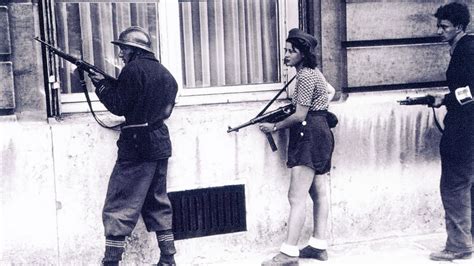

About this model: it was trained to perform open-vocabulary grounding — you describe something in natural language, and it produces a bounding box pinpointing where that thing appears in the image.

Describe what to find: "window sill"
[60,82,292,113]
[176,82,291,106]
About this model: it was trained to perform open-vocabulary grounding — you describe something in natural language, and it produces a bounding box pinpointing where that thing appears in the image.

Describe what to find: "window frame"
[56,0,299,114]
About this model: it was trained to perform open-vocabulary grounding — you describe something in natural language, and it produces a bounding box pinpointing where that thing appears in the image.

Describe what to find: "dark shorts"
[287,112,334,174]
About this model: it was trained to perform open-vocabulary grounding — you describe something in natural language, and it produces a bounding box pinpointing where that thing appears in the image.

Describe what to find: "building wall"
[0,0,454,264]
[0,1,46,117]
[1,94,446,264]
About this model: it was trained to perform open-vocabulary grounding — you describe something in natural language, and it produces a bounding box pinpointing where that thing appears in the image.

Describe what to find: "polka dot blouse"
[291,67,329,111]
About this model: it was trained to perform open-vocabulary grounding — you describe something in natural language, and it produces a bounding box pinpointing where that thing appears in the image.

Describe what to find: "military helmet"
[111,26,154,53]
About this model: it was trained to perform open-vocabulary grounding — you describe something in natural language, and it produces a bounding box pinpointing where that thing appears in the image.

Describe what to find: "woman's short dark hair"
[286,38,318,69]
[435,2,470,31]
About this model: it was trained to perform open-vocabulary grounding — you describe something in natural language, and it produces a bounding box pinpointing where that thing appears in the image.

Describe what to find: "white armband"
[455,86,473,105]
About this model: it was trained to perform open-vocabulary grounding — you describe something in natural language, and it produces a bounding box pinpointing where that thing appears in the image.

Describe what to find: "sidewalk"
[206,233,473,265]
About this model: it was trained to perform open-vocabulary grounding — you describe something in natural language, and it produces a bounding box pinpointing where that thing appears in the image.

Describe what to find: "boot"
[429,249,472,261]
[261,252,299,266]
[102,261,119,266]
[157,254,176,266]
[102,236,125,266]
[299,245,328,261]
[156,230,177,266]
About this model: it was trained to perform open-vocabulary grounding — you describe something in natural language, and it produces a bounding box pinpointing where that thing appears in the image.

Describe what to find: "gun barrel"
[34,37,78,63]
[398,95,434,105]
[227,120,255,133]
[227,104,295,133]
[34,37,117,81]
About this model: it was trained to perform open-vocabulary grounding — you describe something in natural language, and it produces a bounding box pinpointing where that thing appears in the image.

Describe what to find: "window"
[179,0,280,88]
[40,0,298,114]
[53,0,160,94]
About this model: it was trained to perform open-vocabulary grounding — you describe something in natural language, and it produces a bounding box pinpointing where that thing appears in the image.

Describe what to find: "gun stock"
[398,95,435,106]
[34,37,117,81]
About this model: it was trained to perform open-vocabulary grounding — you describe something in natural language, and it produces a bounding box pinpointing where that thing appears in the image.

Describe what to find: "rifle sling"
[432,107,444,134]
[78,70,123,130]
[256,75,296,117]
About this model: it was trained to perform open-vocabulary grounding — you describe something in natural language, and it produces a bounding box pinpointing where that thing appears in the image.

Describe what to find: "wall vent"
[169,184,246,240]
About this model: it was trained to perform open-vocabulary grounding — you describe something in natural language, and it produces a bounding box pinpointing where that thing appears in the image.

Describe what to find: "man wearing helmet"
[89,26,178,266]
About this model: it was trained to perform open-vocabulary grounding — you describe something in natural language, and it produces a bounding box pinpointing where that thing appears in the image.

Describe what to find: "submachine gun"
[227,76,296,152]
[398,95,443,133]
[227,104,296,151]
[397,95,435,106]
[34,37,120,129]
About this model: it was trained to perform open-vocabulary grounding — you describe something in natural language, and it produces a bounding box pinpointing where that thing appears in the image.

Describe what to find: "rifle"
[35,37,121,129]
[34,37,117,81]
[227,104,296,152]
[398,95,435,106]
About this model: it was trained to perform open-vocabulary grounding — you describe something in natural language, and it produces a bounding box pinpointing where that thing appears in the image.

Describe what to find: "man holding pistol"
[89,26,178,266]
[428,2,474,261]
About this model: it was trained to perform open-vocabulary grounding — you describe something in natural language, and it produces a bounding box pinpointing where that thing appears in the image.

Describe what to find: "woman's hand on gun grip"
[259,122,275,133]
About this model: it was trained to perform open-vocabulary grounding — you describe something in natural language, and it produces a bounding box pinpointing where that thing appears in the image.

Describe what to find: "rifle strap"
[256,75,296,117]
[431,107,444,134]
[78,70,122,130]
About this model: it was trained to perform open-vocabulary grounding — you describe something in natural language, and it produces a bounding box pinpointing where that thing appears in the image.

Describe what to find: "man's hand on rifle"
[88,69,108,95]
[259,122,275,133]
[429,94,445,108]
[88,69,105,87]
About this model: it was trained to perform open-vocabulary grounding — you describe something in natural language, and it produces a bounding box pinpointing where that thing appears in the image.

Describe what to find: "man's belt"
[121,121,164,131]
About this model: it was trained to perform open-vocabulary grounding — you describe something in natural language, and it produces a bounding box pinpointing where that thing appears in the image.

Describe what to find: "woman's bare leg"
[285,165,316,245]
[308,173,329,240]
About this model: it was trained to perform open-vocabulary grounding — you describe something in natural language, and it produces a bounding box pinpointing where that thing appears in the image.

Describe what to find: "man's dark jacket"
[96,53,178,161]
[441,34,474,182]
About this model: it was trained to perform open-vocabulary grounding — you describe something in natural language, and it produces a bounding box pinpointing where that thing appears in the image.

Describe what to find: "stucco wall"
[0,116,58,264]
[0,91,446,264]
[0,0,452,264]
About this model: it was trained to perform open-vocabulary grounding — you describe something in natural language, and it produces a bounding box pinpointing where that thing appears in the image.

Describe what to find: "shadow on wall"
[327,91,445,244]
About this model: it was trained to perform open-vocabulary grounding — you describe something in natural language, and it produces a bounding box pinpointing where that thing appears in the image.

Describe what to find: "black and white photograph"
[0,0,473,265]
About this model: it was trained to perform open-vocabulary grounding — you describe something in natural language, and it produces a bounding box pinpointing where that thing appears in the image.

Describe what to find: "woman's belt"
[307,109,328,116]
[307,109,338,128]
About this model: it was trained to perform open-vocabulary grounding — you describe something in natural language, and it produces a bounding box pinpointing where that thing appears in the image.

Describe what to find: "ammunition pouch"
[326,111,338,128]
[310,110,338,128]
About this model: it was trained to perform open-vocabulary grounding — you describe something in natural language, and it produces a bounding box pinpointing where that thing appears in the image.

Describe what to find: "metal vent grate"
[169,184,247,240]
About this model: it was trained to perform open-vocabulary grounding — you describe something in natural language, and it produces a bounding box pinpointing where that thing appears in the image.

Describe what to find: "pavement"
[205,233,473,265]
